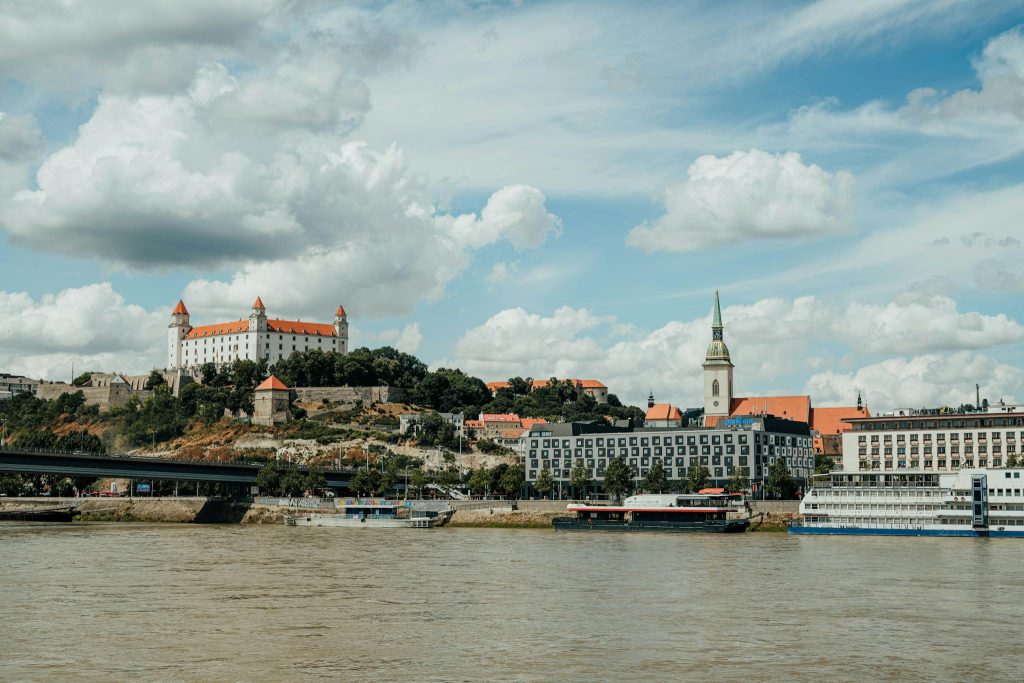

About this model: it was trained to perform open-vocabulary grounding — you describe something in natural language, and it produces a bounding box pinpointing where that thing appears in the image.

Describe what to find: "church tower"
[334,305,349,354]
[248,296,268,332]
[167,299,191,370]
[702,289,733,418]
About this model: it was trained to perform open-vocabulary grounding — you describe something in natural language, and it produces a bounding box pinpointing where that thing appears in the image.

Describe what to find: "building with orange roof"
[167,297,349,372]
[253,375,292,426]
[700,291,867,454]
[478,413,523,439]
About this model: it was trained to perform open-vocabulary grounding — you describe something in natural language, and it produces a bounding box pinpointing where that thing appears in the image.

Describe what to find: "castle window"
[712,379,720,397]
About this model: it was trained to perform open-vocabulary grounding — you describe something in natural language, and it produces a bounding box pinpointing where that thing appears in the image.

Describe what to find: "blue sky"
[2,0,1024,411]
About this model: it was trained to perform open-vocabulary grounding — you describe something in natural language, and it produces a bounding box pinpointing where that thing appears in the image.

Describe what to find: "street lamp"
[1,418,6,448]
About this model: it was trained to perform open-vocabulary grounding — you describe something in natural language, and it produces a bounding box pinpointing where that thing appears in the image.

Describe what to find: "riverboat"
[552,490,752,533]
[284,498,435,529]
[789,469,1024,538]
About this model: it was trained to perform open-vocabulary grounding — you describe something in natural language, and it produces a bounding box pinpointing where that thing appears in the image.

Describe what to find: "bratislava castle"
[167,297,349,370]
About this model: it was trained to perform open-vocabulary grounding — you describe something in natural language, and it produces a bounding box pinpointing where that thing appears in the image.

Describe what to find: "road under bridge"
[0,447,355,491]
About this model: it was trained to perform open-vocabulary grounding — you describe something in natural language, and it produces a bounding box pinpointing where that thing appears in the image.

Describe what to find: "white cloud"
[377,323,424,355]
[1,61,561,318]
[442,293,1024,408]
[447,185,561,251]
[626,150,854,252]
[0,283,166,380]
[0,112,43,198]
[806,352,1024,411]
[973,259,1024,291]
[0,0,290,94]
[792,26,1024,142]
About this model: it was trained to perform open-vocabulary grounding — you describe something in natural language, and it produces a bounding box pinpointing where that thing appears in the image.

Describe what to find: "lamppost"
[1,418,6,448]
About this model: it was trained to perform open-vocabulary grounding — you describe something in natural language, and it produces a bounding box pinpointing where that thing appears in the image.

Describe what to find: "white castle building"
[167,297,349,370]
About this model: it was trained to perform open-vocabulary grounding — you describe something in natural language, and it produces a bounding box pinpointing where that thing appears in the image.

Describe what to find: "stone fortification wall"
[292,386,409,406]
[36,383,135,412]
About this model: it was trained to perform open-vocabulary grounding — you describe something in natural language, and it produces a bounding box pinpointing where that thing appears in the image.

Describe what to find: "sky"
[2,0,1024,412]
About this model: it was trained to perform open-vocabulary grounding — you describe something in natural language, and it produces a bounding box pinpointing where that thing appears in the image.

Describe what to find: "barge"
[553,491,752,533]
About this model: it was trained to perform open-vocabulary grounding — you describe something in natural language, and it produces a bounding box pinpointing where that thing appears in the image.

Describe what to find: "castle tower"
[167,299,191,369]
[648,390,655,409]
[702,289,733,418]
[248,296,268,332]
[334,304,349,354]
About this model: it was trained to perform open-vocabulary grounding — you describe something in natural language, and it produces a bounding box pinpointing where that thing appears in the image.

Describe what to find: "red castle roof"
[255,376,289,391]
[172,300,189,315]
[252,296,265,309]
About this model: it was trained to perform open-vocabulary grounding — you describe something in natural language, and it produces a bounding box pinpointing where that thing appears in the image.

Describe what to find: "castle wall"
[291,386,409,407]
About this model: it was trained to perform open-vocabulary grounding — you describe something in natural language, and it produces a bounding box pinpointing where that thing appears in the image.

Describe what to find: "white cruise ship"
[790,469,1024,538]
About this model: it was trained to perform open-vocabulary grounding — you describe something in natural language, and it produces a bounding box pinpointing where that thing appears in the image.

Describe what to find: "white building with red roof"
[167,298,349,371]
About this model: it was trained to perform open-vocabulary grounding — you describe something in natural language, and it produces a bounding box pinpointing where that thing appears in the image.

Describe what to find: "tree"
[602,455,634,503]
[280,463,307,496]
[410,468,430,498]
[569,462,592,498]
[534,465,554,498]
[499,464,525,499]
[641,463,669,494]
[814,454,835,475]
[72,372,93,387]
[765,457,797,499]
[685,464,710,493]
[468,467,491,497]
[350,468,381,496]
[145,370,166,389]
[1006,453,1021,469]
[728,466,750,494]
[305,465,327,496]
[255,462,282,496]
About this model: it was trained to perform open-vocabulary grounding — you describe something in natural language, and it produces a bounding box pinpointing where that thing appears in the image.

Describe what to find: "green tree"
[814,454,836,475]
[280,463,307,496]
[145,370,166,389]
[765,457,797,499]
[72,372,93,387]
[728,466,750,493]
[350,468,381,496]
[569,461,592,497]
[641,463,669,494]
[1006,453,1021,468]
[255,462,282,496]
[499,463,525,499]
[602,455,634,503]
[534,465,554,498]
[410,468,430,498]
[686,464,710,493]
[468,466,491,497]
[305,465,327,496]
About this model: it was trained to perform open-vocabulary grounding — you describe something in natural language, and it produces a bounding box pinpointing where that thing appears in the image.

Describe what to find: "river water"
[2,524,1023,682]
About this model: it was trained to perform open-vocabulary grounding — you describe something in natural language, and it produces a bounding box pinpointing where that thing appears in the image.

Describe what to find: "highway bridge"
[0,446,355,491]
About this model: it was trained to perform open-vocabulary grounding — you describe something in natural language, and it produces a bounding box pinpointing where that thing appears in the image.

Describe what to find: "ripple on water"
[3,525,1024,681]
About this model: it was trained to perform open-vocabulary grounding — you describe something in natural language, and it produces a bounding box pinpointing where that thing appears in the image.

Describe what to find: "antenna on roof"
[856,390,863,411]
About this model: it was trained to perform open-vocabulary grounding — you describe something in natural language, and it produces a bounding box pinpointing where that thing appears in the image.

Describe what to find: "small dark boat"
[0,506,80,522]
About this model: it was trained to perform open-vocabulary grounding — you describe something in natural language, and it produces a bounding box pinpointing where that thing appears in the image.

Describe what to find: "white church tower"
[248,296,268,333]
[334,305,349,354]
[703,289,734,418]
[167,299,191,369]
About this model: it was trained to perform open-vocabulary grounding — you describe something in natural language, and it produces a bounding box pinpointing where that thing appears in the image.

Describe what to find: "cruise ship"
[790,469,1024,537]
[553,490,753,533]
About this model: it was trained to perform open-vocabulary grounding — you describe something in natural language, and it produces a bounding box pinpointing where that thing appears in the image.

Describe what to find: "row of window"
[859,431,1022,444]
[854,416,1024,431]
[531,433,811,449]
[858,459,1013,470]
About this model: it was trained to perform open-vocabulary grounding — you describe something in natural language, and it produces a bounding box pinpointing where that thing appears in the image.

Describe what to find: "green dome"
[705,339,731,362]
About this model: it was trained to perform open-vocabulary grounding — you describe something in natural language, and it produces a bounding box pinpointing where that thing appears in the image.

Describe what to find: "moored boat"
[284,498,436,528]
[789,468,1024,538]
[553,491,752,533]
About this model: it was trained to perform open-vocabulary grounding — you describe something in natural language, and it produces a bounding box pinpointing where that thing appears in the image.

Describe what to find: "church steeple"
[703,289,734,417]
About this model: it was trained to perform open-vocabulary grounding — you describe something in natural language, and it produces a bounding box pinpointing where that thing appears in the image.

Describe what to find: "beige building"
[253,375,292,426]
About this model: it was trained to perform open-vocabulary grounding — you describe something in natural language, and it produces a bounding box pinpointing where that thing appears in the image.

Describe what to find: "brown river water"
[2,523,1023,682]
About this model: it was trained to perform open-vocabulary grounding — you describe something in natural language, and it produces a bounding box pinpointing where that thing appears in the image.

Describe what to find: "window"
[712,379,720,396]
